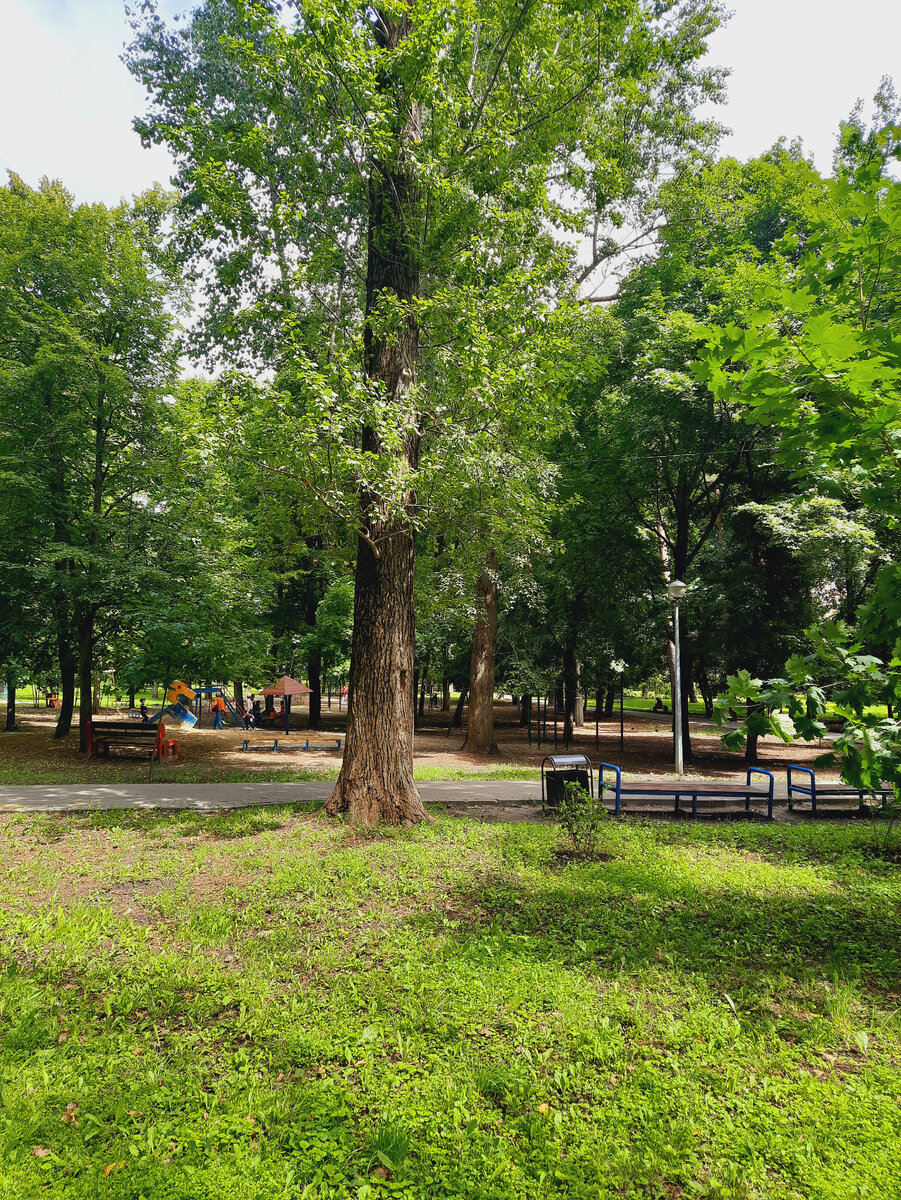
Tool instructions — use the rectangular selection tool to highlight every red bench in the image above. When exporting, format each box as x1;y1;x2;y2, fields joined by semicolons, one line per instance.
87;720;171;762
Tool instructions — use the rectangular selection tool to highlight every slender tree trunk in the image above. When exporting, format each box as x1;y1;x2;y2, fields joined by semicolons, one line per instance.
451;688;466;728
417;652;429;720
563;642;577;746
54;634;76;739
744;701;764;764
519;693;532;727
441;663;450;712
328;15;426;825
128;686;136;709
308;648;322;730
5;682;15;732
463;551;499;755
92;674;101;715
696;660;713;718
604;685;615;717
77;612;95;753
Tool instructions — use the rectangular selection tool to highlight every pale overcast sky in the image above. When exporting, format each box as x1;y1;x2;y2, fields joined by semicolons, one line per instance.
1;0;899;206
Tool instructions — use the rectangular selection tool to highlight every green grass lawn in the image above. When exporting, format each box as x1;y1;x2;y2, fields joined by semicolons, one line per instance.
619;695;708;716
0;810;899;1199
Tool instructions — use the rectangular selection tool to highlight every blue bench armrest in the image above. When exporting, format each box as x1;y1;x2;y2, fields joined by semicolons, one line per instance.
746;767;775;819
598;762;622;815
787;764;815;812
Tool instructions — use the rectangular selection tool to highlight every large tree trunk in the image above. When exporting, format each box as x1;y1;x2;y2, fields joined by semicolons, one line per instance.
234;680;244;709
54;634;76;739
328;18;426;824
5;682;15;732
77;612;95;753
463;551;499;755
328;528;423;823
519;693;531;727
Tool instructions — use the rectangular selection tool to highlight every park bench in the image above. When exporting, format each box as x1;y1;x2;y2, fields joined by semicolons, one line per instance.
787;765;894;814
241;735;342;752
599;762;775;820
87;720;175;762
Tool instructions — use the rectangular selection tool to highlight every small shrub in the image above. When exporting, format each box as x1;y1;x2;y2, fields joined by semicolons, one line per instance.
475;1063;512;1101
368;1120;411;1174
558;781;609;859
868;792;901;860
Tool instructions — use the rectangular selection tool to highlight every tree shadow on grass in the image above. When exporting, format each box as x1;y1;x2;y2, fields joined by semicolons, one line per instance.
439;853;901;1005
53;804;320;840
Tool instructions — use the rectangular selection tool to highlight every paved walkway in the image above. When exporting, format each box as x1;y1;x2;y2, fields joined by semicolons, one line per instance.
0;780;540;814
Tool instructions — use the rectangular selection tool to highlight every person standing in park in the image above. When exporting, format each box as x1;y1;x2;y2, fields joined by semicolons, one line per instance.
211;690;227;730
139;698;149;724
243;696;254;731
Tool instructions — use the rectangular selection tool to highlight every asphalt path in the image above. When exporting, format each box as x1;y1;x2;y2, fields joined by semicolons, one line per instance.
0;780;541;814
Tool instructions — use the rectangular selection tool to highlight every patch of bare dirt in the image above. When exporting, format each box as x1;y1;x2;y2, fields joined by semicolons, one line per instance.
1;701;832;784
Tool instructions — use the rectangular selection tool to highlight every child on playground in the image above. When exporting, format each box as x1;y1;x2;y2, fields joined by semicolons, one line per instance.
242;696;254;731
211;691;227;730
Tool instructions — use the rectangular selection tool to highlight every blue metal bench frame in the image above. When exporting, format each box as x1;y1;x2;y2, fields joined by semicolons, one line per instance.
786;765;891;814
598;762;775;820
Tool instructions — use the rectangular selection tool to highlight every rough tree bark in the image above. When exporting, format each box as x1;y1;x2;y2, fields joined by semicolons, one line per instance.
327;11;427;824
463;551;499;755
54;633;76;740
5;682;15;732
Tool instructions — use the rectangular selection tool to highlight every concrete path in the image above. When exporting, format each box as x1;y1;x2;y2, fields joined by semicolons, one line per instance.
0;780;540;814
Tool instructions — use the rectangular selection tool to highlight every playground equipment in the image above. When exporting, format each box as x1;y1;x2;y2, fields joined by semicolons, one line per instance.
146;680;198;727
190;686;245;727
146;682;245;727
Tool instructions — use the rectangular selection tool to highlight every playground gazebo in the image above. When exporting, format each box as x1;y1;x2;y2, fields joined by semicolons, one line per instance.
260;676;311;733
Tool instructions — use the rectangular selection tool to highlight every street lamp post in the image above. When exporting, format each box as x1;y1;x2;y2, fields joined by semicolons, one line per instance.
667;580;687;775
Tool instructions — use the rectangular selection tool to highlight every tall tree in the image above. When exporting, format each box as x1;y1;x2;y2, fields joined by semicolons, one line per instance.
0;178;180;749
128;0;725;821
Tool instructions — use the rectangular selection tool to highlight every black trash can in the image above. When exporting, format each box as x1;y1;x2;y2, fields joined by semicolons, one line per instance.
541;754;594;812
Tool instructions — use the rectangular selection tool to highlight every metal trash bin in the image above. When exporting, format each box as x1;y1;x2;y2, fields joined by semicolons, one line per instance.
541;753;594;812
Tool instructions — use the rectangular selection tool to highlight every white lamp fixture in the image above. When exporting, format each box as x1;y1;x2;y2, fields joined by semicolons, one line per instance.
667;579;687;602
